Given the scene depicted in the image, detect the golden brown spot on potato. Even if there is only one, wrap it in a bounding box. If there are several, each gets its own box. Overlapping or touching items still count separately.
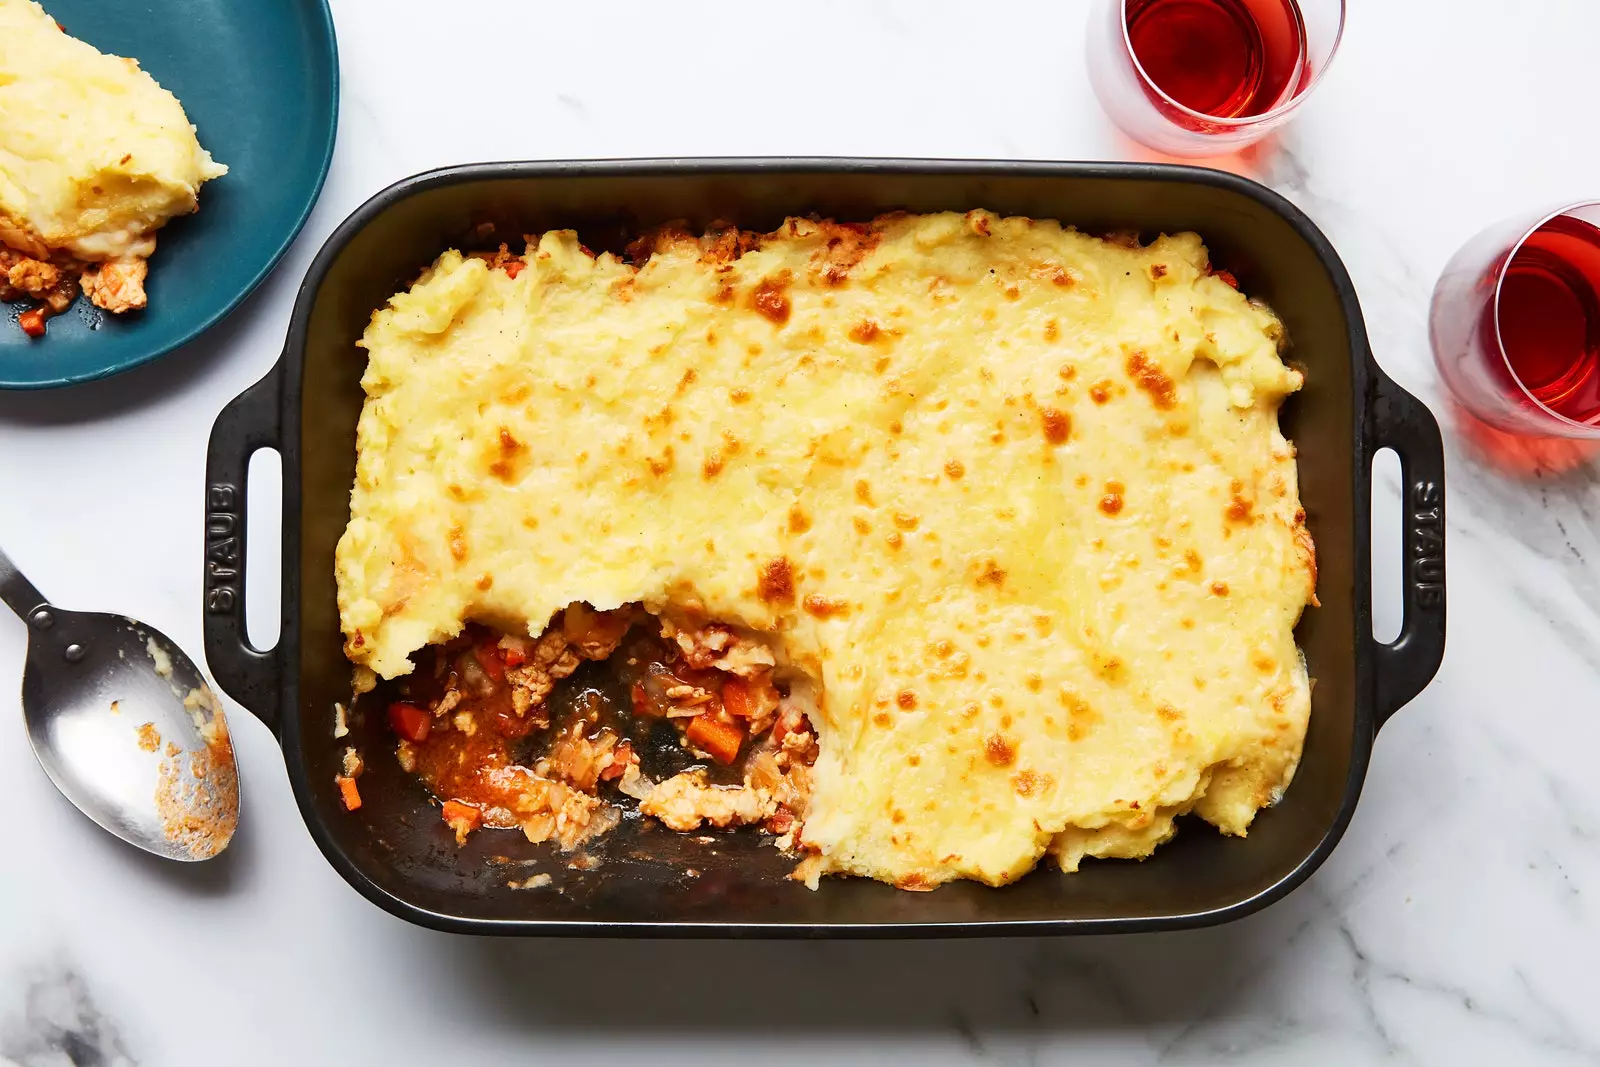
[849,320,882,343]
[487,427,528,482]
[975,557,1007,587]
[983,734,1016,767]
[750,272,792,325]
[1044,319,1060,342]
[891,809,906,824]
[448,526,468,562]
[475,574,493,591]
[1090,379,1114,404]
[892,511,920,531]
[803,594,849,618]
[897,689,918,710]
[702,450,725,478]
[889,420,903,435]
[647,446,675,477]
[853,515,872,536]
[785,505,813,534]
[1184,549,1203,572]
[885,531,904,549]
[1025,672,1043,692]
[896,873,935,892]
[855,480,874,506]
[1157,704,1182,723]
[968,211,992,236]
[1212,580,1230,596]
[1040,407,1071,445]
[1150,263,1168,279]
[1099,481,1125,516]
[812,223,880,285]
[710,282,736,305]
[945,459,965,479]
[676,367,698,394]
[1226,480,1255,522]
[1125,350,1177,410]
[757,557,796,603]
[908,754,921,767]
[1254,653,1277,673]
[520,516,539,530]
[1004,285,1021,300]
[873,712,892,728]
[1012,769,1053,797]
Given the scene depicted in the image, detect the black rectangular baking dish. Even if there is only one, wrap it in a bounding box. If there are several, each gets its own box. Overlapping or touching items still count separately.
[202,159,1446,937]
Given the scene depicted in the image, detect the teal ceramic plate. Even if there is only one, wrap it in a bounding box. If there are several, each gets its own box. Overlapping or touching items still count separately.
[0,0,338,389]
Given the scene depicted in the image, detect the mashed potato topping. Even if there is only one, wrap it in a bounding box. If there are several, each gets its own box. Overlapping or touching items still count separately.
[337,211,1316,889]
[0,0,227,328]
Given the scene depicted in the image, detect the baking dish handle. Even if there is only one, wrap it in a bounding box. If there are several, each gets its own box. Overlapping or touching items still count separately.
[1366,368,1447,727]
[203,361,285,733]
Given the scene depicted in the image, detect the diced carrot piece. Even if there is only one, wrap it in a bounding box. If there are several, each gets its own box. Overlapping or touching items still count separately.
[441,800,482,830]
[336,775,362,811]
[388,701,431,743]
[474,643,506,680]
[501,644,528,668]
[1214,269,1239,289]
[503,259,525,279]
[721,676,752,718]
[686,715,745,766]
[18,309,46,338]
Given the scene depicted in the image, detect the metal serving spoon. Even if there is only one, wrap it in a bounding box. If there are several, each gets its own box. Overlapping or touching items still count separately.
[1,546,238,861]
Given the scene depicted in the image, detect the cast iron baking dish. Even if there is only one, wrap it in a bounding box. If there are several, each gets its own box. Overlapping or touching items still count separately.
[202,159,1446,937]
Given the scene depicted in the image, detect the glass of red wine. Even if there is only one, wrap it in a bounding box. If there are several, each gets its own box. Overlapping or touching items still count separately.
[1087,0,1346,156]
[1432,203,1600,438]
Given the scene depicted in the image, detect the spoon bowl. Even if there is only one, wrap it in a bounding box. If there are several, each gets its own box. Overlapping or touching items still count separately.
[3,550,238,861]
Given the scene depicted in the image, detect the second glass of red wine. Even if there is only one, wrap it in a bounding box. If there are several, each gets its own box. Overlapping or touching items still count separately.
[1087,0,1346,157]
[1432,203,1600,439]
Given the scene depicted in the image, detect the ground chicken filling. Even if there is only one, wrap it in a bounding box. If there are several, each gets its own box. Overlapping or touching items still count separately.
[371,604,817,851]
[1,244,149,337]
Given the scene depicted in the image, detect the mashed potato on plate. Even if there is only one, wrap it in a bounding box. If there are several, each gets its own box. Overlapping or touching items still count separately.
[0,0,226,332]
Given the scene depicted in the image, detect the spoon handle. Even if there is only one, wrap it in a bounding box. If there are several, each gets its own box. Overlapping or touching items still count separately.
[0,545,49,622]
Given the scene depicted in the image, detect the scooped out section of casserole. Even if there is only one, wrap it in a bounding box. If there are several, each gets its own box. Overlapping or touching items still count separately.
[358,604,817,854]
[336,210,1317,891]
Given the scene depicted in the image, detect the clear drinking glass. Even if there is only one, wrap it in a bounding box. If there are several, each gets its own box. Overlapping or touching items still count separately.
[1087,0,1346,157]
[1431,202,1600,439]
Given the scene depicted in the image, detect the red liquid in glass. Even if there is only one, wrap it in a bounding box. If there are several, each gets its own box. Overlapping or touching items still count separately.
[1126,0,1307,119]
[1497,215,1600,425]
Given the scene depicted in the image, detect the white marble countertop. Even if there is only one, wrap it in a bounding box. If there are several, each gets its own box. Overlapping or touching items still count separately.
[3,1,1599,1063]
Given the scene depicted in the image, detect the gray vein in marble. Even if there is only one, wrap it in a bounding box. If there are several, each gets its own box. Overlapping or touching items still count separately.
[1336,924,1403,1059]
[1363,947,1600,1061]
[1502,576,1600,682]
[0,965,135,1067]
[1475,721,1600,848]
